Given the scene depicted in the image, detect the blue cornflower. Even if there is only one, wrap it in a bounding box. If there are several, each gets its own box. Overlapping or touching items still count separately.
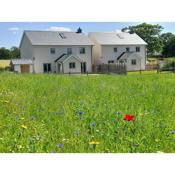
[79,111,83,115]
[57,144,63,148]
[91,123,96,127]
[79,116,83,120]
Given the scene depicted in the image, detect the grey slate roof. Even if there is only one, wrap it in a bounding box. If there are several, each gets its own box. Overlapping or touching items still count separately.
[11,59,33,65]
[89,32,147,45]
[24,31,94,46]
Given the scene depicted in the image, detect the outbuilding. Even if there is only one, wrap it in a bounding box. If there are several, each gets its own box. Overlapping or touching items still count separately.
[10,59,34,73]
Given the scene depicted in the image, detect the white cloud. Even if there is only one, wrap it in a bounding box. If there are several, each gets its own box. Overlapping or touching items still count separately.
[46,26,72,32]
[8,27,20,31]
[114,29,122,33]
[8,27,20,34]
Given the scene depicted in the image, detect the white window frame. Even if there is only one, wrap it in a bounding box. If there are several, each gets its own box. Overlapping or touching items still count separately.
[108,60,114,64]
[67,48,72,55]
[69,62,76,69]
[50,48,55,54]
[136,47,140,52]
[114,47,118,52]
[80,47,85,54]
[131,59,137,65]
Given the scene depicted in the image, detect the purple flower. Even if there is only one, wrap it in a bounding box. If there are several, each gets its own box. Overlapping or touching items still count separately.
[57,144,63,148]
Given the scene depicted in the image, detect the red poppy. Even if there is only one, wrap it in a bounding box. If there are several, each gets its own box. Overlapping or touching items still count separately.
[124,114,134,121]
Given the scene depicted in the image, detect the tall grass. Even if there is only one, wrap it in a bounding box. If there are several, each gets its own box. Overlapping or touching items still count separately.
[0,73,175,153]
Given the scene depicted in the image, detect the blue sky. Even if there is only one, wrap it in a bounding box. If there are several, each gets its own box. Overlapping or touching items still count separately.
[1,22,175,48]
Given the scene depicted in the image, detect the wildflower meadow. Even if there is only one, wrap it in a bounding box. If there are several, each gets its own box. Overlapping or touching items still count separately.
[0,72,175,153]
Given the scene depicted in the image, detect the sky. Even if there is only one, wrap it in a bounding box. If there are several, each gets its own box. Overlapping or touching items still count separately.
[1,22,175,48]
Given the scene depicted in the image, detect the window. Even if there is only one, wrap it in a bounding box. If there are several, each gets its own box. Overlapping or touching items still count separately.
[67,48,72,55]
[108,60,114,64]
[114,47,118,52]
[50,48,55,54]
[131,59,137,65]
[69,62,76,69]
[80,47,85,54]
[126,47,130,52]
[136,47,140,52]
[43,63,52,72]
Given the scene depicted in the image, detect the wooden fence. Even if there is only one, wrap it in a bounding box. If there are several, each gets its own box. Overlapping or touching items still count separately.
[92,63,126,74]
[145,64,159,71]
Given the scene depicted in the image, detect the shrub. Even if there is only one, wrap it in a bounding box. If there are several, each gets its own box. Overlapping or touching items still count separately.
[161,62,175,71]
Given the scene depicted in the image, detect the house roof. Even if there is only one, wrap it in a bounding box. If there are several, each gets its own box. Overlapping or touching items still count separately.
[11,59,33,65]
[55,54,82,63]
[23,31,94,46]
[89,32,147,45]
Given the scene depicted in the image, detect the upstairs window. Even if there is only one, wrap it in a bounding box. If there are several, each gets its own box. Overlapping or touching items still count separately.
[67,48,72,55]
[114,47,118,52]
[108,60,114,64]
[136,47,140,52]
[69,62,76,69]
[126,47,130,52]
[80,47,85,54]
[131,59,137,65]
[50,48,55,54]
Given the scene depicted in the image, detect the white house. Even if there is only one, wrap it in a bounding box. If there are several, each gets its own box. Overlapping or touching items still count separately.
[15,30,94,73]
[88,32,147,71]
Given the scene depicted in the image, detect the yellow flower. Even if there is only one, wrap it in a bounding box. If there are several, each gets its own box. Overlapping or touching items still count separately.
[21,125,27,129]
[89,141,100,145]
[17,145,23,149]
[155,139,159,143]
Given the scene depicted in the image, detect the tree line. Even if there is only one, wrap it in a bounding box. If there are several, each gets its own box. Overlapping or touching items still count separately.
[122,23,175,57]
[0,47,20,60]
[1,23,175,59]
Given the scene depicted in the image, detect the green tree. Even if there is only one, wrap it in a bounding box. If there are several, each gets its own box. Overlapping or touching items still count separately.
[160,33,175,57]
[0,47,11,59]
[10,46,20,58]
[122,23,163,56]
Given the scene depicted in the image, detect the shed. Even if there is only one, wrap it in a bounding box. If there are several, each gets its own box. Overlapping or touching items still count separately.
[11,59,34,73]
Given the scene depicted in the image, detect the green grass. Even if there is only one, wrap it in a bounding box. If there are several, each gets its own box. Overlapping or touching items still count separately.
[1,72,175,153]
[128,70,157,75]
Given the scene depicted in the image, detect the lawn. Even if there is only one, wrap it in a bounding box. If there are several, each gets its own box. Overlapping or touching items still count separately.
[0,72,175,153]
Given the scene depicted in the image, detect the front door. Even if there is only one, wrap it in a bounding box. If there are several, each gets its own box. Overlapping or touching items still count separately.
[81,62,86,73]
[57,63,61,73]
